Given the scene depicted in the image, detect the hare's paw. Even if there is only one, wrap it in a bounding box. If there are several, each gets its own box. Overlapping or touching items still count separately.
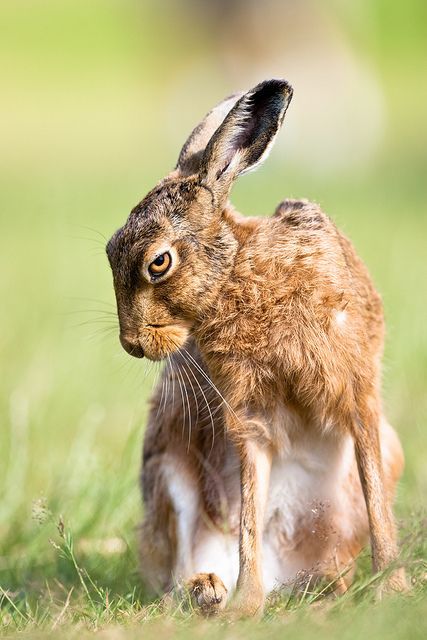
[187,573,228,616]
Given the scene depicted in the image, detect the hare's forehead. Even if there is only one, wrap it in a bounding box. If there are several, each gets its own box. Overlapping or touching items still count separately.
[106,180,202,269]
[133,182,203,221]
[107,217,168,263]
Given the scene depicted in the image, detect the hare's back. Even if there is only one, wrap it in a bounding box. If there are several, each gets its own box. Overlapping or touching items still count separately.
[229,198,384,352]
[271,199,379,291]
[268,198,384,343]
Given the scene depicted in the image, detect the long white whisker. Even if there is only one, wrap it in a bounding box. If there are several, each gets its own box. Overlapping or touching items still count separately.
[170,359,176,407]
[175,360,192,452]
[173,361,187,444]
[152,362,162,395]
[179,351,216,455]
[181,348,242,427]
[162,359,171,416]
[156,370,166,420]
[180,358,199,417]
[178,358,200,454]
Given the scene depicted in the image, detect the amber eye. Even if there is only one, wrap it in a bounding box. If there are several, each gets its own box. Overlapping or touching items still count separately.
[148,252,172,277]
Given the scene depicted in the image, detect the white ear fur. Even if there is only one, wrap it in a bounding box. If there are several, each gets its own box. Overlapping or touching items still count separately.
[176,92,244,176]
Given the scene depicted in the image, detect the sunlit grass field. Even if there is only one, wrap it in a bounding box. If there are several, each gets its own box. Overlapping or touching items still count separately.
[1,1,426,637]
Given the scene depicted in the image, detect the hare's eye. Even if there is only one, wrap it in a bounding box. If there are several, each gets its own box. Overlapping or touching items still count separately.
[148,252,171,277]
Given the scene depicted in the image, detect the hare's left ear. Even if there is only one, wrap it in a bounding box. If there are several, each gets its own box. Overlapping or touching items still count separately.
[199,79,293,197]
[176,93,244,177]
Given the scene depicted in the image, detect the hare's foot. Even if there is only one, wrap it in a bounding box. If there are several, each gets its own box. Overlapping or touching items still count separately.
[227,582,265,619]
[376,568,408,598]
[187,572,228,616]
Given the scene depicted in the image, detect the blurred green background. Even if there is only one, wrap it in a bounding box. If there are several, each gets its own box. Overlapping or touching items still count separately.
[0,0,426,635]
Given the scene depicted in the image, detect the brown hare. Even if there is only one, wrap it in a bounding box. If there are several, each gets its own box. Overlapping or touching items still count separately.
[106,79,406,617]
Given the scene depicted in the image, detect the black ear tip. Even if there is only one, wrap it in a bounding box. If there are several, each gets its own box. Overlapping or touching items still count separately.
[251,78,293,103]
[278,79,293,99]
[266,78,293,97]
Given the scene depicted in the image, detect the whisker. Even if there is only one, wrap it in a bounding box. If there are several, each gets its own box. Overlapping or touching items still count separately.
[181,347,242,427]
[84,327,118,343]
[65,311,118,319]
[130,359,156,396]
[142,361,154,381]
[71,318,119,329]
[174,361,192,450]
[156,371,166,421]
[66,296,115,308]
[82,324,117,336]
[178,351,216,455]
[82,322,117,331]
[73,224,108,242]
[161,359,171,416]
[177,356,199,421]
[71,235,106,248]
[173,363,187,443]
[170,359,176,407]
[152,362,162,395]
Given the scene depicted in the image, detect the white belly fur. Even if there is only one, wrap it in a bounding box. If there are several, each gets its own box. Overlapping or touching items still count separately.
[262,433,357,591]
[167,420,400,593]
[189,430,360,593]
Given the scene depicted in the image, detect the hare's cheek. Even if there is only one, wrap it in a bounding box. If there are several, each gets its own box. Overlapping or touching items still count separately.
[163,323,191,350]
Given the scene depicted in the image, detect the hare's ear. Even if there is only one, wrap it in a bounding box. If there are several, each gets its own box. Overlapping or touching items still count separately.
[199,79,293,197]
[176,93,244,177]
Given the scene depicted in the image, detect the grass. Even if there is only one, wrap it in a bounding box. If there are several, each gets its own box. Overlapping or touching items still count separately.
[1,0,426,637]
[0,162,426,640]
[1,510,426,638]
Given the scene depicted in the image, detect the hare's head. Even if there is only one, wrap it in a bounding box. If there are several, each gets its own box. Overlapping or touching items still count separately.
[106,79,293,360]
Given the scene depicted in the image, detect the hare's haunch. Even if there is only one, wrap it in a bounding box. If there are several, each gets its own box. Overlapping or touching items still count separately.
[107,79,406,616]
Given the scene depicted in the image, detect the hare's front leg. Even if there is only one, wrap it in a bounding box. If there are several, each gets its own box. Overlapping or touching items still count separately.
[230,434,272,617]
[351,399,407,594]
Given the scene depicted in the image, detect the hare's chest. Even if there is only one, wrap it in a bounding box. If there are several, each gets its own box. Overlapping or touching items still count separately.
[211,281,291,352]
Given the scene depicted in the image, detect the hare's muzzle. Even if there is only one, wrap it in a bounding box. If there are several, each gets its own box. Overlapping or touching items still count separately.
[119,333,144,358]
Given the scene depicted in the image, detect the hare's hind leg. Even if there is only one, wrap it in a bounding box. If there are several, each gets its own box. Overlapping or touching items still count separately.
[351,399,407,594]
[161,453,233,615]
[139,454,176,594]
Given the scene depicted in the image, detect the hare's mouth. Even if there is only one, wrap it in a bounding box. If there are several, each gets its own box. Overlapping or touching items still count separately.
[138,322,191,362]
[146,323,170,328]
[119,322,191,361]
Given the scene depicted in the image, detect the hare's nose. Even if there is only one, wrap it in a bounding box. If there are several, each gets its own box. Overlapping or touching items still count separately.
[119,333,144,358]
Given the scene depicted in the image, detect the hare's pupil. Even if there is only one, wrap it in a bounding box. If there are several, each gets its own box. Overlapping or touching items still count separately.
[154,255,165,266]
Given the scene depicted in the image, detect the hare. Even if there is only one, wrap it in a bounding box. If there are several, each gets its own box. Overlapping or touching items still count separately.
[106,79,406,616]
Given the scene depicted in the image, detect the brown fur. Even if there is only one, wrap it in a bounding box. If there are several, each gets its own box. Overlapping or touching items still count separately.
[106,80,406,616]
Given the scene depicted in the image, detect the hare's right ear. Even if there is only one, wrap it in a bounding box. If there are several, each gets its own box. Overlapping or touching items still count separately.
[176,93,244,177]
[199,79,293,201]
